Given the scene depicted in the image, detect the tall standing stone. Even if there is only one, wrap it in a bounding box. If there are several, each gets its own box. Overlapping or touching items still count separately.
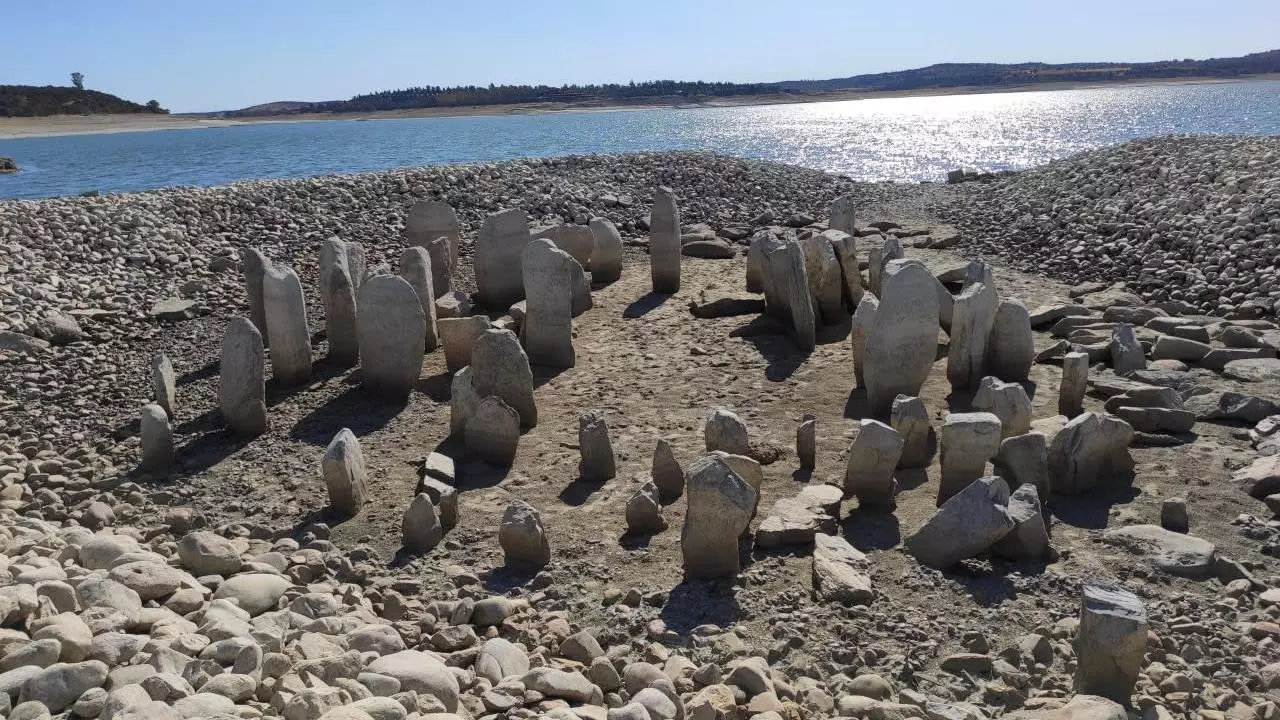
[579,410,616,482]
[439,315,492,373]
[988,298,1034,382]
[947,261,998,390]
[865,260,940,416]
[588,218,624,284]
[825,229,864,308]
[868,236,904,299]
[1111,324,1146,375]
[939,412,1003,504]
[220,318,267,437]
[705,408,750,456]
[829,195,857,236]
[471,329,537,428]
[263,264,312,386]
[649,186,681,294]
[682,456,757,578]
[139,404,174,472]
[357,275,426,397]
[766,242,817,351]
[449,366,480,436]
[652,439,685,503]
[320,239,360,366]
[521,239,578,369]
[150,353,176,419]
[322,428,367,514]
[746,230,783,295]
[797,415,816,471]
[798,233,844,324]
[466,396,520,466]
[850,295,879,387]
[1059,351,1089,417]
[843,420,904,505]
[405,200,461,273]
[476,208,531,308]
[241,248,272,343]
[425,236,454,298]
[891,395,931,468]
[399,247,440,352]
[500,500,550,570]
[1073,583,1147,704]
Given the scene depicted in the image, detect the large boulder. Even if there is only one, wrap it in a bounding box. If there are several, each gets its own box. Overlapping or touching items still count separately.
[1047,412,1134,495]
[1101,524,1216,577]
[811,533,873,605]
[905,476,1014,569]
[366,651,459,712]
[500,501,550,570]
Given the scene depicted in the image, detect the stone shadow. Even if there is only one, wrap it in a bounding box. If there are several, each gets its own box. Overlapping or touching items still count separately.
[619,530,657,551]
[944,387,978,413]
[415,372,453,403]
[659,578,742,635]
[894,467,930,492]
[1049,474,1140,530]
[559,478,608,507]
[176,359,220,386]
[815,316,852,345]
[840,506,902,552]
[945,561,1020,606]
[162,428,256,481]
[842,387,871,420]
[531,364,569,390]
[735,328,808,382]
[482,566,542,594]
[623,292,670,319]
[289,385,407,446]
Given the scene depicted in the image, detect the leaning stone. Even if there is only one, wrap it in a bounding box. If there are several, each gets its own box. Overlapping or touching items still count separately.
[322,429,367,515]
[811,533,872,605]
[746,231,784,295]
[626,482,667,534]
[402,494,443,553]
[796,415,816,471]
[1101,524,1216,577]
[399,247,440,352]
[972,376,1032,438]
[947,260,998,390]
[1048,412,1134,495]
[320,239,361,365]
[588,218,624,284]
[992,432,1050,497]
[682,455,758,577]
[891,395,931,468]
[649,187,682,293]
[358,275,426,397]
[765,242,817,351]
[405,200,461,274]
[262,264,311,385]
[1073,583,1147,704]
[471,329,537,428]
[139,404,174,472]
[465,397,520,466]
[991,484,1049,559]
[850,294,879,388]
[449,366,480,436]
[150,354,177,419]
[438,315,492,372]
[905,476,1014,569]
[475,208,531,308]
[521,239,579,369]
[938,412,1002,504]
[500,501,550,570]
[988,299,1034,382]
[240,248,272,341]
[652,439,685,503]
[843,420,904,505]
[705,408,750,455]
[418,476,458,529]
[1110,324,1146,375]
[865,260,940,416]
[579,410,616,482]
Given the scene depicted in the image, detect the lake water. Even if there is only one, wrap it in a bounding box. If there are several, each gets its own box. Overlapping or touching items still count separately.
[3,80,1279,200]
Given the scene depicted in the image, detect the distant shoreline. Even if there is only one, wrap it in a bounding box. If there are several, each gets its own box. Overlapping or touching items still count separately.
[2,74,1277,141]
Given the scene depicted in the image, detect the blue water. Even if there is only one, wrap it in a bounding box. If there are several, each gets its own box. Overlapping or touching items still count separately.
[3,80,1279,200]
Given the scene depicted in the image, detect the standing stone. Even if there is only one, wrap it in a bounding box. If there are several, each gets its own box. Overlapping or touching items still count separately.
[766,242,817,351]
[868,247,885,298]
[993,432,1050,497]
[150,353,176,419]
[1073,583,1147,704]
[449,366,480,436]
[521,239,578,369]
[357,275,426,397]
[500,501,550,570]
[1161,497,1189,533]
[829,195,856,236]
[891,395,931,468]
[534,223,595,270]
[425,236,454,298]
[626,481,667,533]
[476,208,531,308]
[865,260,940,416]
[439,316,493,373]
[1048,412,1135,495]
[320,239,360,366]
[1111,324,1146,375]
[322,428,367,514]
[405,200,461,272]
[991,484,1050,559]
[262,264,312,385]
[346,242,368,292]
[402,494,443,553]
[904,476,1014,569]
[578,410,617,481]
[139,404,174,472]
[471,329,537,428]
[850,295,879,387]
[939,412,1003,504]
[682,456,757,578]
[798,233,844,324]
[972,376,1032,438]
[705,408,750,456]
[241,248,272,342]
[588,218,624,284]
[797,415,816,471]
[988,299,1035,382]
[947,262,998,390]
[399,247,440,352]
[825,229,864,308]
[746,231,783,294]
[843,420,904,505]
[652,439,685,503]
[465,396,520,466]
[219,318,267,436]
[649,186,681,294]
[1059,351,1089,417]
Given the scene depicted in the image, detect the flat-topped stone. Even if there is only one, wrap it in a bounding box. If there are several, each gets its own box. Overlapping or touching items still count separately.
[357,274,426,397]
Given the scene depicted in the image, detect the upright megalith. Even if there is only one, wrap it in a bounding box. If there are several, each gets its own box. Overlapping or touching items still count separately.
[439,315,492,373]
[850,294,879,387]
[398,247,440,352]
[357,274,426,397]
[471,329,537,428]
[864,260,940,416]
[1059,351,1089,417]
[405,200,461,272]
[139,403,174,472]
[798,233,844,324]
[825,229,864,308]
[746,230,783,294]
[988,298,1034,382]
[891,395,931,468]
[220,318,267,436]
[500,500,550,570]
[797,415,816,471]
[705,408,750,456]
[829,194,857,236]
[1111,323,1146,374]
[868,236,905,298]
[843,420,904,505]
[534,223,595,270]
[766,242,817,351]
[579,410,616,482]
[322,428,367,515]
[466,396,520,466]
[425,236,454,298]
[449,366,480,436]
[1073,583,1147,704]
[320,238,360,366]
[588,218,624,284]
[972,376,1032,438]
[241,248,272,341]
[947,259,998,390]
[939,412,1003,504]
[521,239,578,369]
[151,353,176,419]
[652,439,685,503]
[475,208,531,308]
[682,455,758,578]
[1048,412,1135,495]
[402,494,443,553]
[262,264,312,385]
[649,186,681,294]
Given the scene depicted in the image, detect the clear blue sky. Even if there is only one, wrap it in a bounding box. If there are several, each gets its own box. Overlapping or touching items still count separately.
[6,0,1278,113]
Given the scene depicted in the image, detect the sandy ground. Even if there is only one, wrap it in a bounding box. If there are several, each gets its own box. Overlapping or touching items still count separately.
[2,75,1274,140]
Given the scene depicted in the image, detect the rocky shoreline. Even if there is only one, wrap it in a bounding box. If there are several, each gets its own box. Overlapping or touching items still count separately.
[2,141,1280,720]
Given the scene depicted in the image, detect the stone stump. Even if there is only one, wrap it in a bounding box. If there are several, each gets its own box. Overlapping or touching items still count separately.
[405,200,461,273]
[993,432,1050,497]
[471,329,537,428]
[865,260,940,416]
[357,275,426,397]
[850,295,879,387]
[402,494,443,553]
[263,264,312,385]
[682,456,757,578]
[588,218,624,284]
[439,316,493,373]
[746,231,783,294]
[829,194,856,236]
[424,236,455,298]
[1059,351,1089,417]
[1073,583,1147,704]
[139,404,174,472]
[241,248,272,342]
[626,481,667,533]
[939,412,1003,504]
[151,353,176,419]
[1048,412,1135,494]
[947,260,998,390]
[988,298,1034,382]
[652,439,685,503]
[972,376,1032,438]
[322,428,367,515]
[398,247,440,352]
[320,239,360,366]
[500,500,550,570]
[649,186,681,294]
[705,408,750,456]
[891,395,931,468]
[797,415,816,471]
[476,208,530,308]
[1111,324,1146,374]
[466,396,520,466]
[220,318,268,437]
[579,410,616,482]
[843,420,904,505]
[521,239,579,369]
[765,242,817,351]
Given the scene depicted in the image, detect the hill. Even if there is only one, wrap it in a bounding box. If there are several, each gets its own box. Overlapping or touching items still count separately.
[0,85,167,117]
[224,49,1280,117]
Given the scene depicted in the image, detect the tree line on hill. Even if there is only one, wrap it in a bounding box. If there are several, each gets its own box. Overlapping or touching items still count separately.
[0,85,167,117]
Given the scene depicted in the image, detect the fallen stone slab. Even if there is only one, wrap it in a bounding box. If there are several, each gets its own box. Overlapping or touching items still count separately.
[1029,303,1094,329]
[756,484,842,549]
[905,476,1014,569]
[1150,335,1210,362]
[682,239,736,258]
[1101,524,1216,577]
[1223,357,1280,382]
[1236,455,1280,499]
[1109,406,1196,434]
[811,533,873,605]
[149,298,198,322]
[1199,348,1276,372]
